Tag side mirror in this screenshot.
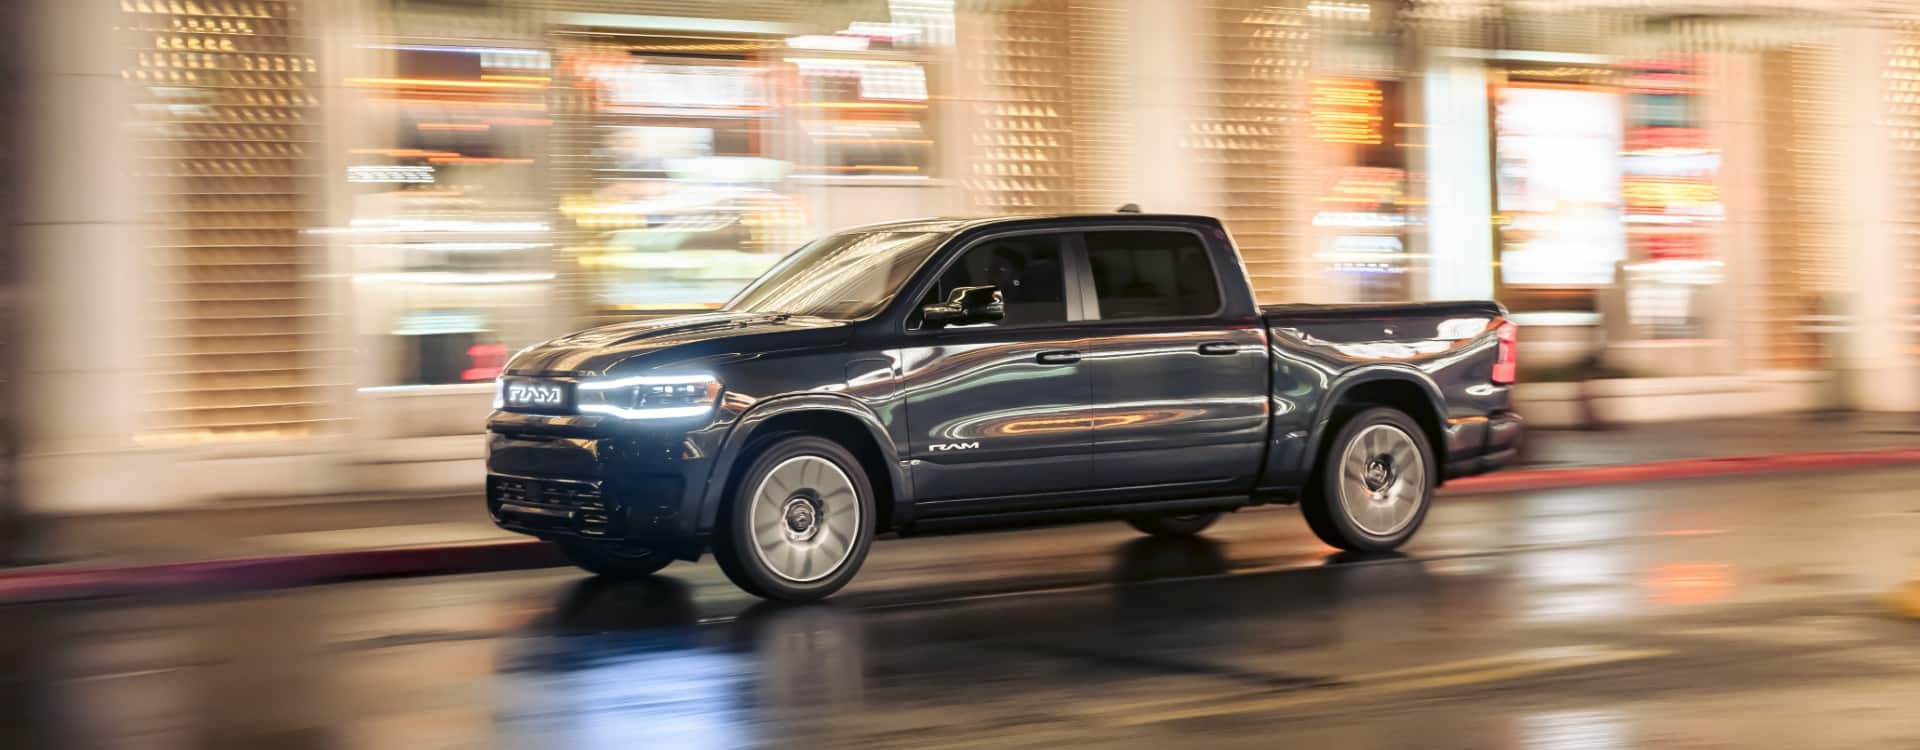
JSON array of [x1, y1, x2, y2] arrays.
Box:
[[921, 285, 1004, 327]]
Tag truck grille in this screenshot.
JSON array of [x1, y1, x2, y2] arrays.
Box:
[[492, 476, 602, 510], [489, 475, 611, 536]]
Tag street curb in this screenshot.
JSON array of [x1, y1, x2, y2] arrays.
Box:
[[1441, 447, 1920, 495], [0, 540, 559, 604], [3, 447, 1918, 604]]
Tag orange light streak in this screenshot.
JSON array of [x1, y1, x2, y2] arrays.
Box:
[[347, 77, 545, 90]]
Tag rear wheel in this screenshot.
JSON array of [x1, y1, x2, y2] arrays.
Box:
[[713, 434, 875, 601], [1301, 407, 1434, 553], [1126, 512, 1221, 537], [556, 540, 674, 580]]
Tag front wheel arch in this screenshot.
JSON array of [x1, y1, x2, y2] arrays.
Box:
[[702, 398, 903, 538]]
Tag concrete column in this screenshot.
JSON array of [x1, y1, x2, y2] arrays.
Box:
[[1831, 28, 1920, 411], [1115, 0, 1217, 216], [15, 0, 160, 512], [1704, 51, 1771, 376], [1422, 57, 1495, 302]]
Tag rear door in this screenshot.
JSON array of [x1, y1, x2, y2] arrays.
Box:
[[900, 231, 1094, 505], [1080, 228, 1267, 493]]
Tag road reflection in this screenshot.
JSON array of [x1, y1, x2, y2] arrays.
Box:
[[10, 467, 1917, 750], [499, 578, 751, 750], [492, 536, 1463, 750]]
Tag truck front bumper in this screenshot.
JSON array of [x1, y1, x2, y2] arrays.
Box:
[[484, 411, 725, 557]]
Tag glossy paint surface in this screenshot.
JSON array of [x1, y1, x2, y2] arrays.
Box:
[[1087, 322, 1270, 493], [898, 326, 1092, 504], [1261, 300, 1514, 488]]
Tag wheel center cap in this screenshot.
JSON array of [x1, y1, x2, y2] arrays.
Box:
[[783, 498, 818, 537], [1364, 457, 1393, 492]]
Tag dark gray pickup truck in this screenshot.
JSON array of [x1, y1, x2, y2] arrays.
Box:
[[488, 213, 1522, 600]]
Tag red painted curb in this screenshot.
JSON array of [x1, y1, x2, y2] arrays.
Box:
[[0, 539, 559, 604], [1443, 447, 1920, 495], [3, 446, 1918, 604]]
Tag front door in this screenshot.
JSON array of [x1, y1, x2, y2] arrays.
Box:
[[900, 232, 1092, 505], [1081, 229, 1268, 492]]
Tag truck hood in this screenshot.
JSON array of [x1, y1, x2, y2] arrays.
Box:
[[505, 311, 848, 376]]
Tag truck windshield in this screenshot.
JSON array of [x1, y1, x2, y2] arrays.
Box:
[[725, 230, 946, 320]]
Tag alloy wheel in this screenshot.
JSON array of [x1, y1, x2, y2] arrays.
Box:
[[1336, 423, 1428, 537], [747, 455, 862, 583]]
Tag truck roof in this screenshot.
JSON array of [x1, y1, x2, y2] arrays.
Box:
[[847, 213, 1223, 234]]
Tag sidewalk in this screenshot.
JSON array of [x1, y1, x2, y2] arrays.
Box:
[[5, 414, 1920, 601]]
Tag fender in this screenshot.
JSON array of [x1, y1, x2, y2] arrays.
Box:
[[696, 393, 911, 536], [1296, 365, 1449, 481]]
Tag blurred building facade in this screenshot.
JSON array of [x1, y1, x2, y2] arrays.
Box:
[[13, 0, 1920, 511]]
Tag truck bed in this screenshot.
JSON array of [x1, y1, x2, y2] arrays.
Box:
[[1261, 300, 1506, 321]]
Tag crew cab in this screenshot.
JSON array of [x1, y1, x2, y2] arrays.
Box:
[[487, 213, 1522, 600]]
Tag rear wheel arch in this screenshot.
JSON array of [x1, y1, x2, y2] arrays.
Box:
[[1308, 372, 1448, 478]]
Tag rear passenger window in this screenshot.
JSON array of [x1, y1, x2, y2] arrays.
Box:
[[1085, 230, 1221, 319]]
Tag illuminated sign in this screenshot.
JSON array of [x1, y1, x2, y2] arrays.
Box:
[[1311, 78, 1384, 145], [347, 165, 435, 183], [1494, 86, 1627, 287], [580, 60, 767, 114]]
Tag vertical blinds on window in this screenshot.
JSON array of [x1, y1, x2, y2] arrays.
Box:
[[1888, 26, 1920, 358], [1758, 45, 1840, 370], [967, 1, 1076, 214], [1198, 1, 1309, 304], [128, 0, 335, 442]]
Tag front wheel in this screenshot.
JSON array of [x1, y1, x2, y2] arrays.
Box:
[[1126, 512, 1221, 537], [713, 434, 876, 601], [556, 540, 674, 579], [1300, 407, 1435, 553]]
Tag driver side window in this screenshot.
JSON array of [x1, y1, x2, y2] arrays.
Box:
[[920, 234, 1068, 327]]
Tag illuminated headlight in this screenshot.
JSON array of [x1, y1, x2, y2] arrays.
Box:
[[576, 373, 721, 420]]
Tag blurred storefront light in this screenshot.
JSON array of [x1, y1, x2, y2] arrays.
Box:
[[41, 0, 1916, 508]]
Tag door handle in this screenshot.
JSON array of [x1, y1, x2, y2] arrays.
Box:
[[1197, 342, 1241, 356], [1035, 350, 1081, 365]]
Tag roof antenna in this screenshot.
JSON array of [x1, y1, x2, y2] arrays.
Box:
[[1116, 203, 1141, 213]]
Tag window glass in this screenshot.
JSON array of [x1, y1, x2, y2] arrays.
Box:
[[1085, 230, 1221, 319], [726, 231, 945, 320], [922, 234, 1068, 326]]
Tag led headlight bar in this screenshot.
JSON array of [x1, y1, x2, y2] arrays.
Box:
[[575, 373, 721, 420]]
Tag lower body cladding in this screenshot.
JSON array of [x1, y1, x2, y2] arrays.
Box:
[[1443, 410, 1524, 479], [485, 426, 715, 560]]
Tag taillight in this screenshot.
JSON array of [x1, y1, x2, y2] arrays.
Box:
[[1492, 321, 1518, 385]]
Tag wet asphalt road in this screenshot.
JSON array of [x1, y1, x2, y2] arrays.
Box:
[[5, 467, 1920, 749]]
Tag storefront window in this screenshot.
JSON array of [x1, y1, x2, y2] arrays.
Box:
[[1619, 57, 1723, 340], [346, 42, 554, 386], [1309, 77, 1412, 301], [786, 49, 935, 178], [1493, 83, 1628, 307], [555, 22, 942, 317], [557, 41, 802, 314]]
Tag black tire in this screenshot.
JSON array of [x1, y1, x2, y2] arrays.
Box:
[[712, 434, 876, 602], [1125, 512, 1221, 537], [555, 540, 674, 579], [1300, 406, 1436, 553]]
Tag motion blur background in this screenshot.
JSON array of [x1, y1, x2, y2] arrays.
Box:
[[1, 0, 1918, 522]]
